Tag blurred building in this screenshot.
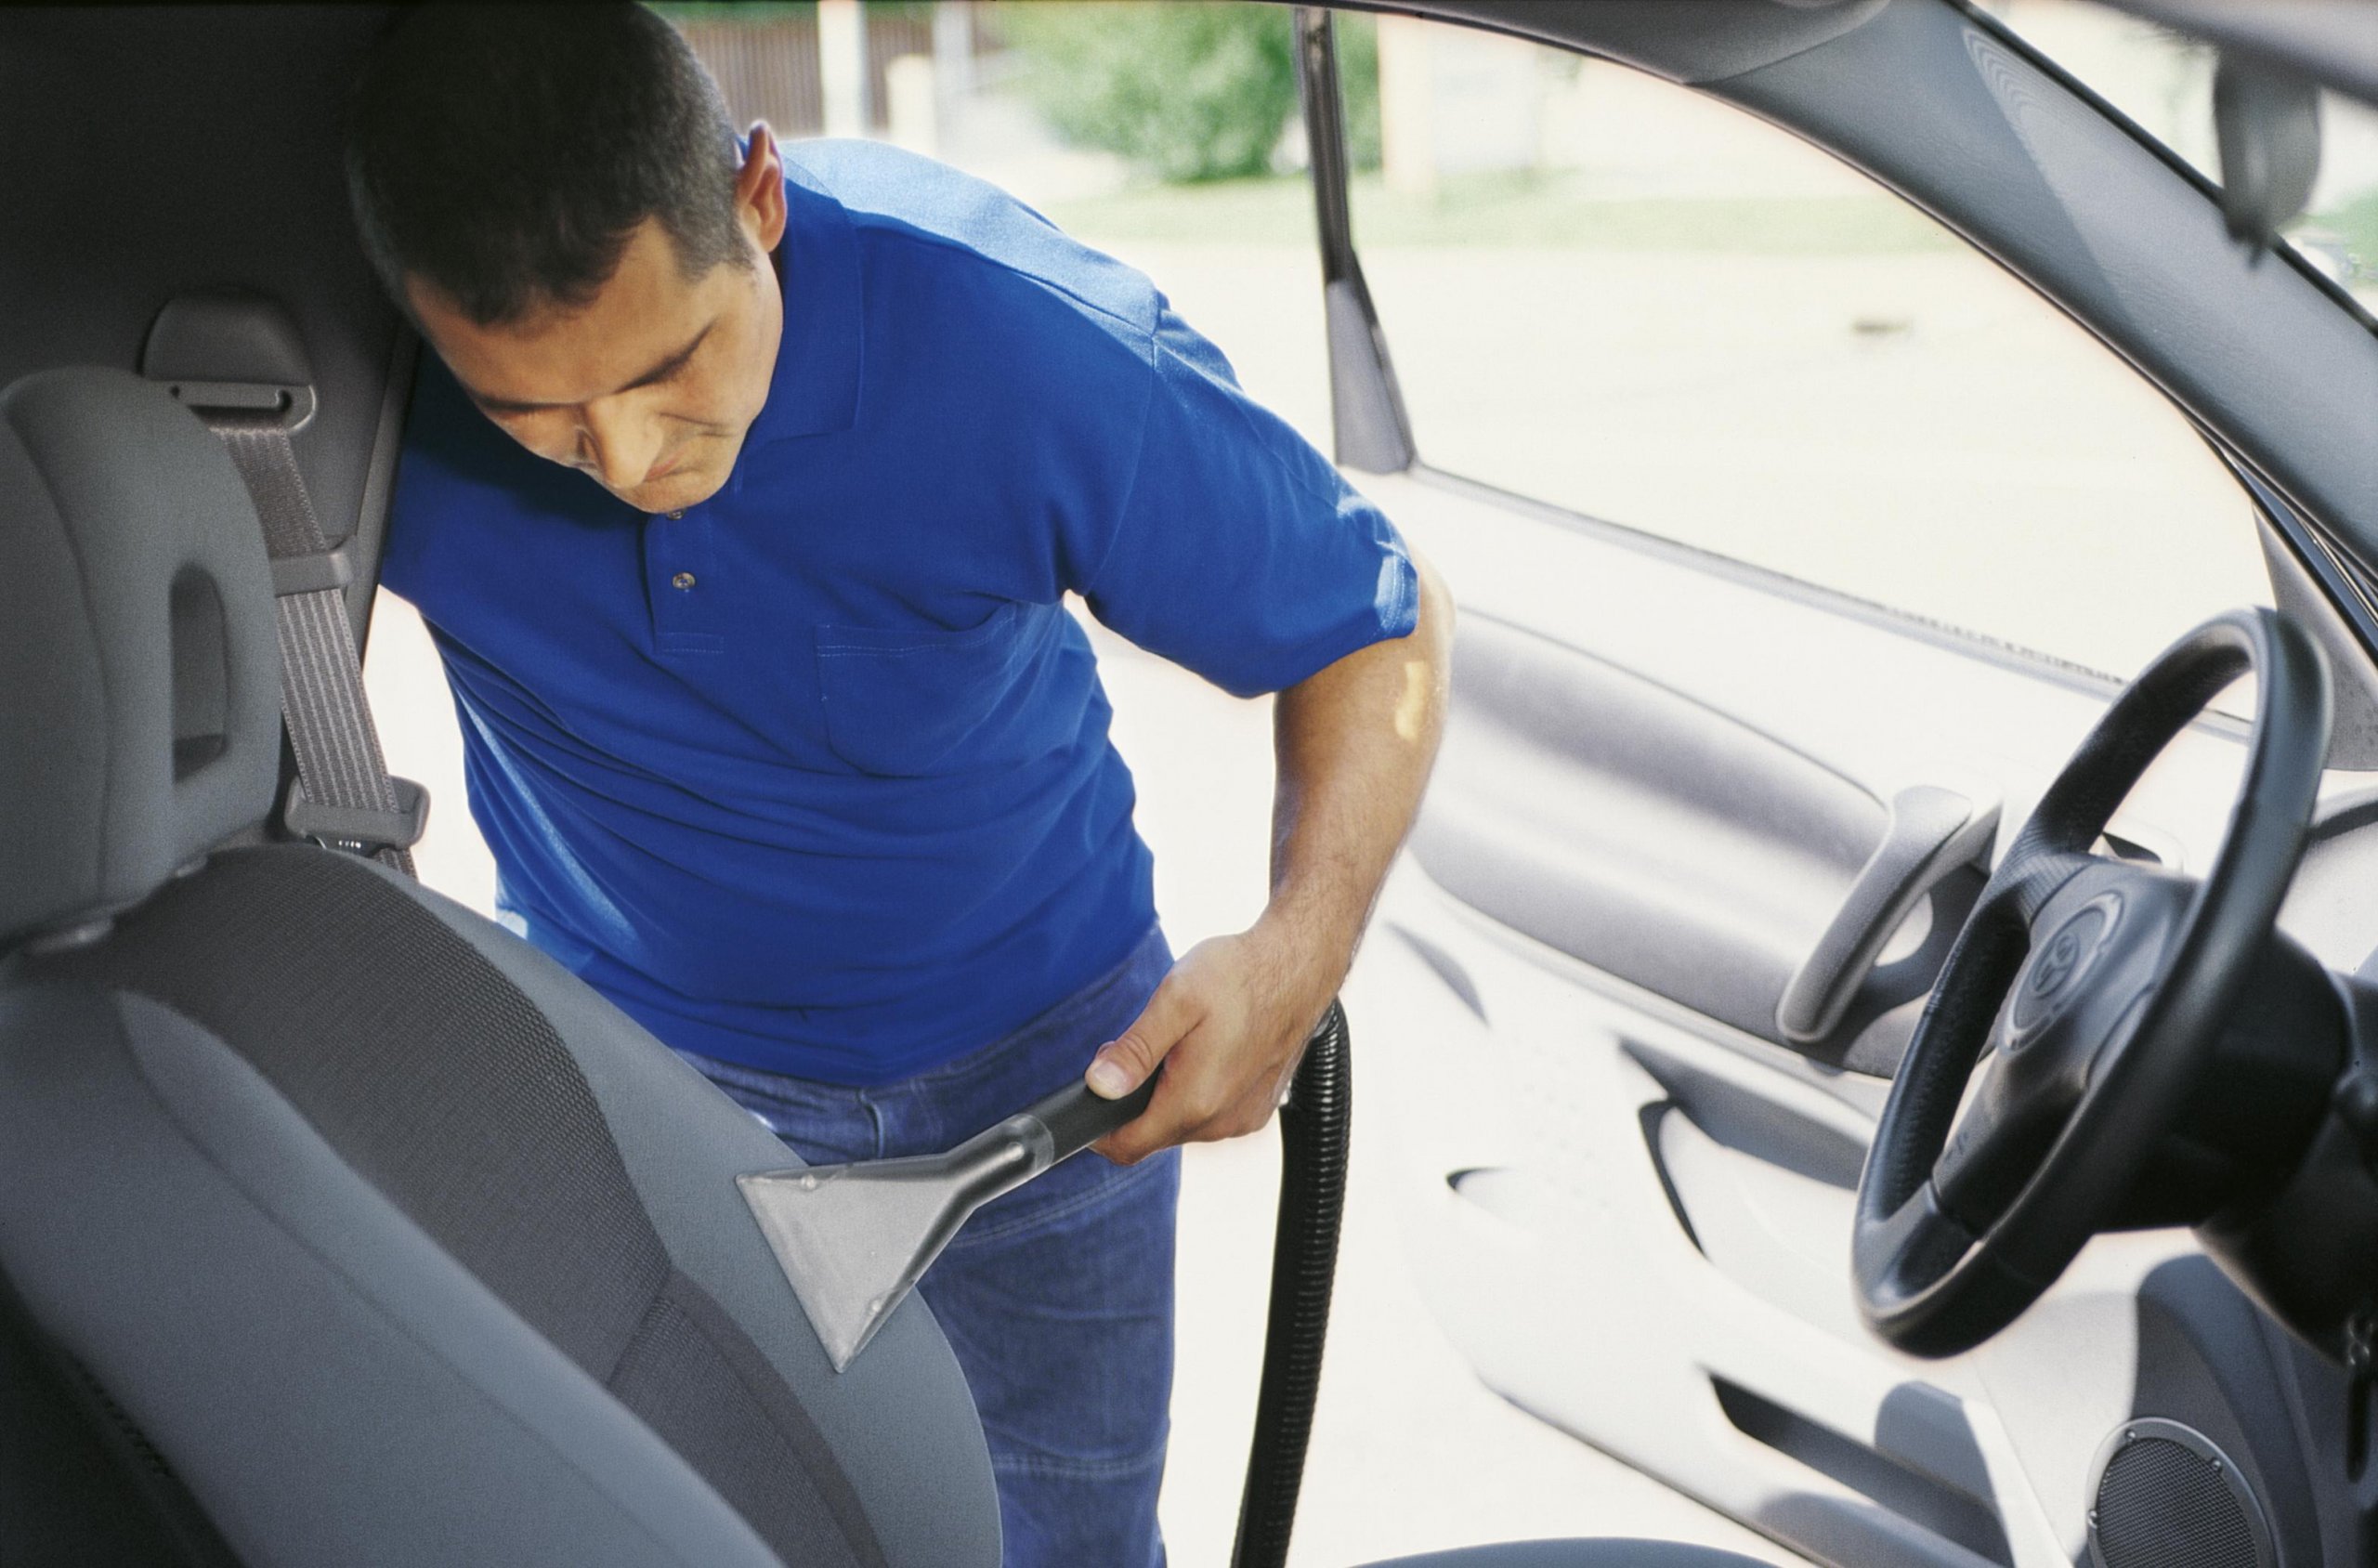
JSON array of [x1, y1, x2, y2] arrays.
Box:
[[666, 1, 1002, 153]]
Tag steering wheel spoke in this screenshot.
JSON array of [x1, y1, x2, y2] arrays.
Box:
[[1934, 1044, 2083, 1229], [1855, 1182, 1976, 1321], [1995, 849, 2098, 929]]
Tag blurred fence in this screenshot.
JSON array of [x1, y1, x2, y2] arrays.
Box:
[[670, 4, 1000, 137]]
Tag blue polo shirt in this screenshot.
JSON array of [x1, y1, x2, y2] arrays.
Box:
[[381, 141, 1417, 1083]]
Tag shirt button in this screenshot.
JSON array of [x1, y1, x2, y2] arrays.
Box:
[[672, 571, 697, 591], [667, 510, 685, 520]]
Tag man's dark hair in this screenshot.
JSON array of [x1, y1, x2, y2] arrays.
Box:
[[346, 3, 748, 327]]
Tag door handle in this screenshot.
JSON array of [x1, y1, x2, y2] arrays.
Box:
[[1776, 784, 1999, 1045]]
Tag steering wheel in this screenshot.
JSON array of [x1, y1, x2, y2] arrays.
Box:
[[1854, 608, 2332, 1358]]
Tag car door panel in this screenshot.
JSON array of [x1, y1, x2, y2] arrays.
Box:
[[1414, 611, 2006, 1075], [1360, 867, 2056, 1567], [1411, 613, 1888, 1051]]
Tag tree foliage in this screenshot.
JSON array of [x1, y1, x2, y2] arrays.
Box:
[[1004, 3, 1300, 183]]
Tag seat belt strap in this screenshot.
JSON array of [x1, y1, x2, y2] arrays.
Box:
[[203, 410, 423, 876]]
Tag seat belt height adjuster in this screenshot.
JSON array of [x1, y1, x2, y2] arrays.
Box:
[[282, 775, 431, 857]]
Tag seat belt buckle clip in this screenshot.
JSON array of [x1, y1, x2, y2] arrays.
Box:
[[282, 775, 431, 856]]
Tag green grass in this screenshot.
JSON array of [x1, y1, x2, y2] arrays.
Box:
[[1045, 170, 1959, 255]]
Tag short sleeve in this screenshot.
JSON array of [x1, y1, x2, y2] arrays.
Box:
[[1071, 307, 1418, 699]]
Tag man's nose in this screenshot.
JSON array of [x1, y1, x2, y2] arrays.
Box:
[[579, 398, 665, 494]]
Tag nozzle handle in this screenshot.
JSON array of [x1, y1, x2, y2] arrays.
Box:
[[1027, 1074, 1160, 1161]]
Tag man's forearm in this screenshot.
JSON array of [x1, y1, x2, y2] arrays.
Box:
[[1258, 550, 1455, 1004], [1086, 546, 1452, 1160]]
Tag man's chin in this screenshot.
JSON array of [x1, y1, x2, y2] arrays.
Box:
[[613, 466, 728, 514]]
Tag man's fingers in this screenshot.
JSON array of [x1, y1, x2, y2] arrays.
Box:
[[1083, 942, 1317, 1161], [1091, 1018, 1228, 1162], [1085, 977, 1201, 1099], [1097, 1065, 1274, 1163], [1095, 1022, 1271, 1163]]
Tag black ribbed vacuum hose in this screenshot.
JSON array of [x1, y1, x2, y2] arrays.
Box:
[[1230, 998, 1352, 1568]]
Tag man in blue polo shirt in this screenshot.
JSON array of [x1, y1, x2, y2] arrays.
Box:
[[350, 7, 1448, 1561]]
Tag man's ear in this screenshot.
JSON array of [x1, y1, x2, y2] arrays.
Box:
[[736, 123, 788, 254]]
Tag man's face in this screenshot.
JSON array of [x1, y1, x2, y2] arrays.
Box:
[[407, 131, 788, 516]]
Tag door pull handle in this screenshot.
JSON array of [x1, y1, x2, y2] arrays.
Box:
[[1776, 784, 1999, 1044]]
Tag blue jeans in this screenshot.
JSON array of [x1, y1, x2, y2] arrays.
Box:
[[680, 925, 1179, 1568]]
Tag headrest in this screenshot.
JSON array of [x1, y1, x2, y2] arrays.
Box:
[[0, 368, 281, 947]]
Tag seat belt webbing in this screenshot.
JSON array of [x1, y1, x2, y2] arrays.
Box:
[[203, 411, 418, 878]]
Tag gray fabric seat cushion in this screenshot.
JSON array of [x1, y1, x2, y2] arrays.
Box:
[[1360, 1541, 1781, 1567], [403, 855, 1006, 1568], [0, 977, 787, 1567], [0, 1268, 238, 1567], [0, 843, 999, 1567]]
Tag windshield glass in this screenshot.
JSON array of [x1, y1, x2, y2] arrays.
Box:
[[1983, 0, 2378, 313]]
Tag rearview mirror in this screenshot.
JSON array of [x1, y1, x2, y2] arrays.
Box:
[[2214, 48, 2323, 249]]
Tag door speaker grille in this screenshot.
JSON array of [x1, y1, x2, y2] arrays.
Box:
[[2086, 1418, 2273, 1568]]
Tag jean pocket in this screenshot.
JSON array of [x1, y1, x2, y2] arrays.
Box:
[[675, 1050, 878, 1161], [813, 600, 1075, 777]]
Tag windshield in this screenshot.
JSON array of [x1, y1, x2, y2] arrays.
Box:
[[1982, 0, 2378, 314]]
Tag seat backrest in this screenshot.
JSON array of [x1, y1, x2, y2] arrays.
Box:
[[0, 369, 1001, 1566]]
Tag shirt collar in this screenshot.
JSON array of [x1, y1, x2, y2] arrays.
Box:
[[748, 160, 863, 446]]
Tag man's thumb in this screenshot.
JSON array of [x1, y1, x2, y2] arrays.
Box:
[[1086, 986, 1188, 1098]]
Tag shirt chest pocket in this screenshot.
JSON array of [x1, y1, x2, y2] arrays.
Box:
[[813, 601, 1082, 777]]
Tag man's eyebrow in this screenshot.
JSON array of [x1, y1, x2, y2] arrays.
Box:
[[464, 321, 716, 413]]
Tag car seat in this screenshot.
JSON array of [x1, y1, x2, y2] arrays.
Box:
[[0, 366, 1767, 1567]]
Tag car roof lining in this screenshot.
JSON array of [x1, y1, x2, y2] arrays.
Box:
[[2101, 0, 2378, 110]]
